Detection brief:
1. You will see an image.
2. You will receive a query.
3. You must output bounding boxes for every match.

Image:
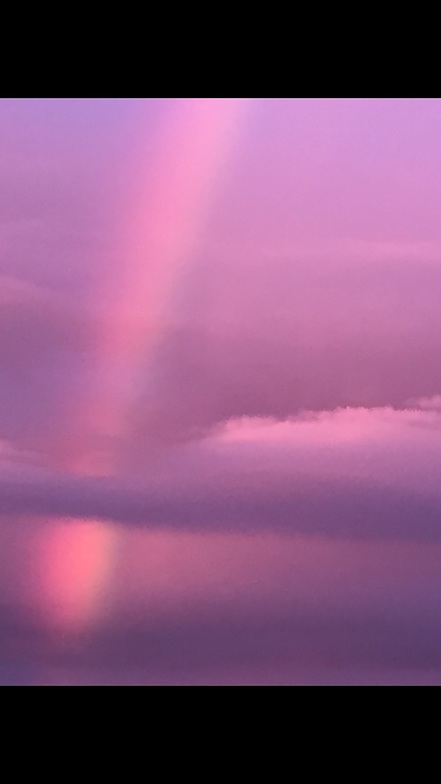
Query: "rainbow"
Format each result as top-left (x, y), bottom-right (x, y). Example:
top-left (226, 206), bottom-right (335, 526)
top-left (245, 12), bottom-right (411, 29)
top-left (33, 98), bottom-right (250, 635)
top-left (61, 98), bottom-right (249, 476)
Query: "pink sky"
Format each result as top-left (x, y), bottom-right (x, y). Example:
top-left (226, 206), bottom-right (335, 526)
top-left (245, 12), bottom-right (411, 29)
top-left (1, 98), bottom-right (441, 685)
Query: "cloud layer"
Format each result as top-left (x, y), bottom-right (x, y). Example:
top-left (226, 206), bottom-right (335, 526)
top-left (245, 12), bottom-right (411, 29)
top-left (2, 98), bottom-right (441, 684)
top-left (1, 406), bottom-right (441, 543)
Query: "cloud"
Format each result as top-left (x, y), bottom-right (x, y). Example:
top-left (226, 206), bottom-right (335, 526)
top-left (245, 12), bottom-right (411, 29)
top-left (407, 394), bottom-right (441, 411)
top-left (0, 275), bottom-right (89, 356)
top-left (3, 590), bottom-right (441, 681)
top-left (0, 439), bottom-right (39, 468)
top-left (0, 275), bottom-right (95, 452)
top-left (128, 251), bottom-right (441, 446)
top-left (3, 99), bottom-right (441, 683)
top-left (1, 406), bottom-right (441, 542)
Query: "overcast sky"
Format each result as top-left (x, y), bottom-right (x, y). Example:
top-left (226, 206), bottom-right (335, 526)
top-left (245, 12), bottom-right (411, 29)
top-left (2, 98), bottom-right (441, 685)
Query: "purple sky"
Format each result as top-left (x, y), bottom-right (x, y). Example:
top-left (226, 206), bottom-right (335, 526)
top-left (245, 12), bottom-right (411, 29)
top-left (2, 98), bottom-right (441, 685)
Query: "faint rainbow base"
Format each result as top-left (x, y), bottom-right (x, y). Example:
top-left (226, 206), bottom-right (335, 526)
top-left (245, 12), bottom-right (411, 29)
top-left (32, 518), bottom-right (118, 643)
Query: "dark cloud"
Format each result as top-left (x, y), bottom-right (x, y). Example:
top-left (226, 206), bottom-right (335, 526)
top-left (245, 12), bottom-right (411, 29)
top-left (2, 600), bottom-right (441, 683)
top-left (2, 408), bottom-right (441, 542)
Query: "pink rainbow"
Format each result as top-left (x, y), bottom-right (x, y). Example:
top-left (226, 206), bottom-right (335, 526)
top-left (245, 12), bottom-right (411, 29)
top-left (33, 98), bottom-right (249, 634)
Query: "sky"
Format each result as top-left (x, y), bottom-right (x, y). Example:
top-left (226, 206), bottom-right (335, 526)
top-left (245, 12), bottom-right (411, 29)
top-left (2, 97), bottom-right (441, 685)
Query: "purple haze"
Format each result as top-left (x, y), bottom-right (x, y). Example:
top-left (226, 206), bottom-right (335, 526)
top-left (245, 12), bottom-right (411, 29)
top-left (1, 98), bottom-right (441, 685)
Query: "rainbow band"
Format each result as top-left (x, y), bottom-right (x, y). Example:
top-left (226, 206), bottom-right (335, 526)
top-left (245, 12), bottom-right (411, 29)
top-left (35, 98), bottom-right (249, 634)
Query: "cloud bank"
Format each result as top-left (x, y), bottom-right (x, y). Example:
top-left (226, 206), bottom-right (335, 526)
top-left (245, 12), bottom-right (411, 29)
top-left (1, 406), bottom-right (441, 542)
